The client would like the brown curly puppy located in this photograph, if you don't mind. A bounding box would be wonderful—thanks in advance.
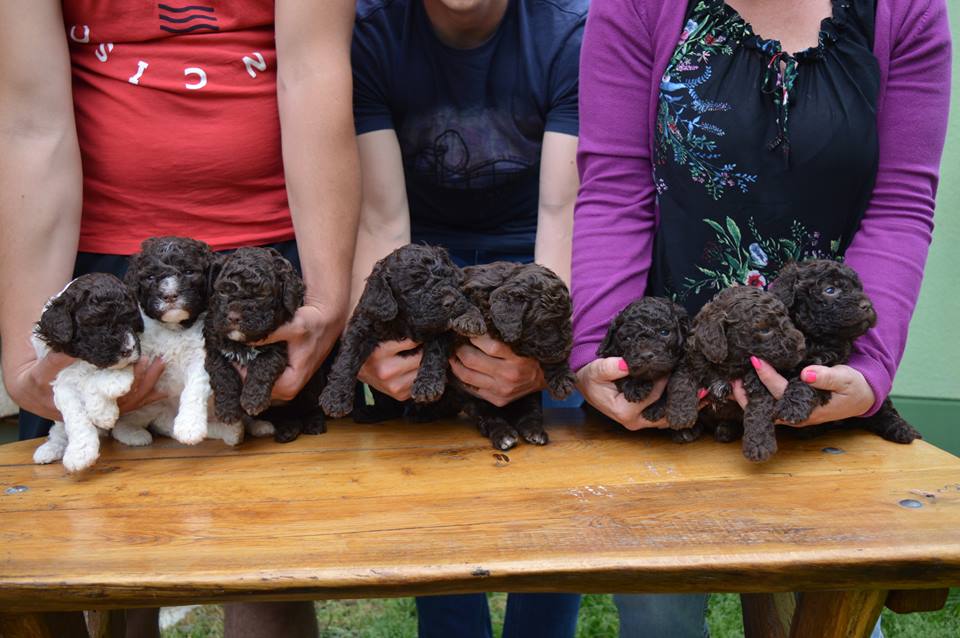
[666,286,806,462]
[597,297,689,434]
[204,247,326,442]
[455,261,576,450]
[320,244,486,418]
[769,259,921,443]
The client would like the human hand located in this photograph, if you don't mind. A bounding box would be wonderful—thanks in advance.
[575,357,670,431]
[116,357,168,414]
[357,339,423,401]
[252,304,341,401]
[449,334,544,407]
[731,358,875,425]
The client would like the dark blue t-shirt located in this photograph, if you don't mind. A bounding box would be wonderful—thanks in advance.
[352,0,586,253]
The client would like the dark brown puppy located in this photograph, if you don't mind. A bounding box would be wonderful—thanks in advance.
[124,236,216,328]
[666,286,806,462]
[204,247,326,442]
[36,273,143,368]
[769,259,921,443]
[320,244,486,418]
[597,297,689,435]
[456,261,576,450]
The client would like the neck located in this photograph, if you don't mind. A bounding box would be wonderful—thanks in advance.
[422,0,510,49]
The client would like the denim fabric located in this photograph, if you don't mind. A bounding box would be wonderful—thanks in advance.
[416,593,582,638]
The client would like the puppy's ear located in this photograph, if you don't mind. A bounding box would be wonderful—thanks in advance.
[672,301,691,349]
[271,252,304,317]
[359,261,398,322]
[37,294,76,348]
[694,312,728,364]
[597,312,624,358]
[769,262,799,308]
[489,286,525,343]
[206,253,224,297]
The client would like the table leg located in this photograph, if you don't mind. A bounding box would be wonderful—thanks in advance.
[0,611,88,638]
[885,588,949,614]
[742,592,796,638]
[789,590,887,638]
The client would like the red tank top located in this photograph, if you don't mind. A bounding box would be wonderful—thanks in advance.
[63,1,294,254]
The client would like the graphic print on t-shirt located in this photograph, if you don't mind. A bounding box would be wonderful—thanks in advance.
[157,3,220,34]
[401,107,539,190]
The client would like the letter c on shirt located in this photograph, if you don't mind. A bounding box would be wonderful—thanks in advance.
[184,67,207,90]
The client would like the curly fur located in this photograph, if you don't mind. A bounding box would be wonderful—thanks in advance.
[32,274,143,471]
[450,261,577,450]
[113,236,224,447]
[666,285,806,462]
[769,259,921,443]
[598,297,689,431]
[205,247,325,443]
[320,244,485,418]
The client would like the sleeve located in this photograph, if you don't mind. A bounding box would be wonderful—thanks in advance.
[570,0,658,371]
[845,0,952,415]
[543,12,586,136]
[351,18,395,135]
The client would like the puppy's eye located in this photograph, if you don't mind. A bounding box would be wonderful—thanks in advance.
[145,274,156,282]
[824,286,839,297]
[658,328,671,337]
[757,326,773,337]
[184,269,196,276]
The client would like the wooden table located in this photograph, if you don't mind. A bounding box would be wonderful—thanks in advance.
[0,409,957,637]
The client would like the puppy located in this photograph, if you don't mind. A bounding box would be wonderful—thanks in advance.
[205,247,326,443]
[769,259,921,443]
[455,262,576,450]
[112,236,235,446]
[32,274,143,471]
[597,297,689,433]
[320,244,485,418]
[666,286,806,462]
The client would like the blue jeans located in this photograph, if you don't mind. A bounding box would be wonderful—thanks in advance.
[416,593,582,638]
[18,240,301,441]
[614,593,884,638]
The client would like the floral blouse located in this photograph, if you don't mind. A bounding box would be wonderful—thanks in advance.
[648,0,880,312]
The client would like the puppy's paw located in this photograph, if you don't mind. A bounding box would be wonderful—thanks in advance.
[881,421,922,444]
[173,414,207,446]
[450,307,487,337]
[320,385,354,418]
[547,371,577,401]
[491,429,518,450]
[621,377,653,403]
[112,423,154,447]
[641,402,667,422]
[273,424,301,444]
[521,427,549,446]
[243,417,275,438]
[33,440,65,464]
[302,414,327,435]
[666,402,698,429]
[214,398,243,424]
[742,434,777,463]
[240,385,272,417]
[411,375,445,404]
[207,421,244,446]
[62,443,99,473]
[713,422,742,443]
[671,424,702,444]
[88,403,120,430]
[774,397,815,425]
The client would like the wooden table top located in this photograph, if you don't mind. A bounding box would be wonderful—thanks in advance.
[0,409,958,613]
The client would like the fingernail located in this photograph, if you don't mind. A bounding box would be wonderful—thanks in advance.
[750,356,762,371]
[618,358,628,371]
[803,370,817,383]
[697,388,708,400]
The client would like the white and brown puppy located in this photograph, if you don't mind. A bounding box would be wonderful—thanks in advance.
[113,236,250,447]
[32,274,143,471]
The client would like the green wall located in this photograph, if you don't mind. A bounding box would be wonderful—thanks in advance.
[892,0,959,453]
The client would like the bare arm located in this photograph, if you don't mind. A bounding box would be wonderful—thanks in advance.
[352,130,420,400]
[270,0,360,399]
[534,132,578,285]
[0,0,81,420]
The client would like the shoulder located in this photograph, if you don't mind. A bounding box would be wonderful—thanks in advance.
[878,0,950,51]
[356,0,406,27]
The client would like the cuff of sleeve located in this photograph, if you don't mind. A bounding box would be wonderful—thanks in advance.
[570,342,599,373]
[847,353,892,417]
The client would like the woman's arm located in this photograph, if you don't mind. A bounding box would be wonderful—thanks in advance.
[843,0,952,415]
[270,0,361,400]
[0,1,82,420]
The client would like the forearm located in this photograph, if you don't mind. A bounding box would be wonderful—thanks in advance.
[350,202,410,314]
[535,133,578,286]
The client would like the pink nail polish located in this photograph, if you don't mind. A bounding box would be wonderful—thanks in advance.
[750,356,762,370]
[697,388,708,400]
[803,370,817,383]
[618,359,629,371]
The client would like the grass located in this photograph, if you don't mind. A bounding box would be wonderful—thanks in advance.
[162,590,960,637]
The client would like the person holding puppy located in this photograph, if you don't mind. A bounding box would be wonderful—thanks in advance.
[349,0,585,635]
[0,1,359,636]
[570,0,951,636]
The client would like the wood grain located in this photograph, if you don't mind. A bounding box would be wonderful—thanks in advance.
[742,592,795,638]
[884,588,950,613]
[789,590,887,638]
[0,410,958,612]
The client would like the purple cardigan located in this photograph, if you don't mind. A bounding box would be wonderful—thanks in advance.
[571,0,952,415]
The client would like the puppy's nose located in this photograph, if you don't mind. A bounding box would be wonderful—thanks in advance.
[637,351,655,363]
[162,292,179,303]
[858,300,873,312]
[227,310,242,323]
